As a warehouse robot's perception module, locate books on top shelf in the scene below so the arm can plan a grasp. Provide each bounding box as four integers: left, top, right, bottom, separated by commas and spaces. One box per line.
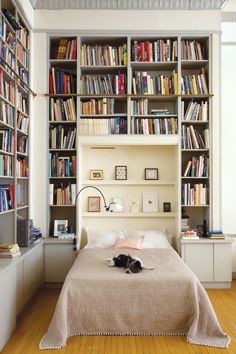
79, 117, 127, 135
16, 27, 30, 51
181, 68, 208, 95
49, 126, 76, 149
81, 43, 127, 66
132, 70, 178, 95
0, 243, 21, 258
181, 183, 208, 206
0, 184, 14, 211
81, 98, 115, 115
208, 230, 225, 239
181, 40, 206, 61
132, 39, 178, 62
0, 155, 13, 176
50, 97, 76, 122
0, 40, 15, 70
181, 125, 209, 149
54, 38, 77, 60
49, 153, 76, 178
131, 117, 177, 135
181, 101, 208, 121
80, 72, 126, 95
49, 67, 76, 95
183, 155, 209, 177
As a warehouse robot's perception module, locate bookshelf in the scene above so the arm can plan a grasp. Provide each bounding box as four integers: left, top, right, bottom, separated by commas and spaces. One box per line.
0, 0, 31, 244
47, 34, 213, 248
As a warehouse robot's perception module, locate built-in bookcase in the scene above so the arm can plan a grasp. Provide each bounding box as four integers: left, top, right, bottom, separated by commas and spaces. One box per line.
47, 34, 212, 244
0, 0, 31, 244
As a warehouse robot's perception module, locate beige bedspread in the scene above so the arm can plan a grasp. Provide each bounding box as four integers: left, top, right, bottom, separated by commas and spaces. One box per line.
40, 248, 230, 349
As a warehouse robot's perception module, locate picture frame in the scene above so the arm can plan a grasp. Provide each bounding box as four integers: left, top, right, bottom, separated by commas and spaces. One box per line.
143, 192, 158, 212
115, 165, 127, 180
163, 202, 171, 212
90, 169, 103, 180
145, 168, 158, 180
88, 196, 100, 212
53, 219, 68, 237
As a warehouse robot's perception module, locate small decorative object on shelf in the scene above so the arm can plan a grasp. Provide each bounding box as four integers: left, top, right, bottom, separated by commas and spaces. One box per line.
115, 165, 127, 180
145, 168, 158, 180
111, 198, 124, 212
90, 169, 103, 180
130, 201, 139, 213
163, 202, 171, 212
53, 219, 68, 237
143, 192, 158, 212
88, 196, 100, 212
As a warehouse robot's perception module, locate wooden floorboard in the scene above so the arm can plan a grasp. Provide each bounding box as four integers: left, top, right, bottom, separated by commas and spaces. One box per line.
2, 281, 236, 354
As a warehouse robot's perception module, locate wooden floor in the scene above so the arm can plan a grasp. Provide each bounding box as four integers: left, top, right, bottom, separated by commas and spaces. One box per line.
2, 281, 236, 354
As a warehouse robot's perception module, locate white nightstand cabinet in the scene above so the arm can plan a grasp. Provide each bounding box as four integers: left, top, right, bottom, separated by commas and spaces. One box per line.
181, 238, 233, 288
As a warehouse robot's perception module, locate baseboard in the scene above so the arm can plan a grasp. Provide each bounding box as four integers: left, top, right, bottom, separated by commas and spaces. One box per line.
232, 272, 236, 280
201, 282, 231, 289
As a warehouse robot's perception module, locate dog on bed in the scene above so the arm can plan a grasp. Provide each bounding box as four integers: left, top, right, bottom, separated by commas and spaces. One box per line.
108, 254, 154, 274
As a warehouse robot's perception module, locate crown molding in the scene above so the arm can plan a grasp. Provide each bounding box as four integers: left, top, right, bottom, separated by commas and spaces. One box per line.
221, 11, 236, 22
29, 0, 226, 10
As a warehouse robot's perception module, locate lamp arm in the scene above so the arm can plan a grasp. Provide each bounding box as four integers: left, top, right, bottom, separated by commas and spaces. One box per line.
74, 186, 109, 211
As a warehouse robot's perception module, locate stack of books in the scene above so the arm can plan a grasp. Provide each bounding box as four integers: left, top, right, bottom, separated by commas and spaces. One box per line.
208, 230, 225, 239
0, 243, 21, 258
181, 230, 199, 240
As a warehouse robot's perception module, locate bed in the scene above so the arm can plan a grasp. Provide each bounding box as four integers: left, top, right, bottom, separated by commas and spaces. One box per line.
40, 229, 230, 349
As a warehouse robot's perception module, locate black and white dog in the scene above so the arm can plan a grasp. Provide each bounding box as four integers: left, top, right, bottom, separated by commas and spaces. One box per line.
108, 254, 154, 274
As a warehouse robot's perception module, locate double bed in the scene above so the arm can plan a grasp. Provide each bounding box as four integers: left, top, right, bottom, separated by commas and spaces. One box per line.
40, 229, 230, 349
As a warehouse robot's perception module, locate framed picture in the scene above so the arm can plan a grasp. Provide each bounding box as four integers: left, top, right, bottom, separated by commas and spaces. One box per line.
88, 196, 100, 212
145, 168, 158, 180
115, 165, 127, 180
143, 192, 158, 212
53, 219, 68, 237
163, 202, 171, 212
90, 169, 103, 180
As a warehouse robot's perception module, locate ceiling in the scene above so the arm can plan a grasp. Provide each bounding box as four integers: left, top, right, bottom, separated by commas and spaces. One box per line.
29, 0, 227, 10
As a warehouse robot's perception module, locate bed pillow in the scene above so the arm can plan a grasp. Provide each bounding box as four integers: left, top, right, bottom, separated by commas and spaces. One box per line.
85, 227, 125, 248
125, 229, 171, 249
114, 236, 144, 250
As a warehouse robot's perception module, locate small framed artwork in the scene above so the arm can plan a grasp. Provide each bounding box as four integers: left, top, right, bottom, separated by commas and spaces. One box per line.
88, 196, 100, 212
90, 169, 103, 180
163, 202, 171, 212
145, 168, 158, 180
143, 192, 158, 212
54, 219, 68, 237
115, 165, 127, 180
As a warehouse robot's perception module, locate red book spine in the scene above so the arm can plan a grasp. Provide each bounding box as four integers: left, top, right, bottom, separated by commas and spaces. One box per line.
141, 42, 145, 62
49, 74, 54, 94
146, 41, 150, 62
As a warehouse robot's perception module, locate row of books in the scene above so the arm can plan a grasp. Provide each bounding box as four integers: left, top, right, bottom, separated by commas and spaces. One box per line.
81, 44, 127, 66
49, 126, 76, 149
181, 100, 208, 121
80, 98, 115, 115
17, 27, 30, 50
132, 71, 178, 95
17, 67, 28, 86
16, 157, 28, 177
181, 40, 206, 61
0, 243, 21, 258
0, 67, 15, 103
181, 69, 208, 95
181, 125, 209, 150
17, 42, 29, 69
0, 184, 14, 211
132, 39, 178, 62
208, 230, 225, 239
50, 97, 76, 122
130, 98, 149, 115
17, 136, 28, 154
49, 183, 76, 206
183, 155, 209, 177
54, 38, 77, 60
131, 117, 178, 135
17, 112, 29, 133
0, 129, 14, 153
0, 101, 14, 126
17, 91, 28, 115
0, 155, 13, 176
0, 41, 15, 70
49, 68, 76, 94
49, 153, 76, 177
181, 183, 208, 206
80, 72, 126, 95
79, 117, 127, 135
0, 15, 16, 48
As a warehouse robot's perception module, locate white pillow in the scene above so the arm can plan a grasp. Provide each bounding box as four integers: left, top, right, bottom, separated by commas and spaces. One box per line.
85, 227, 125, 248
125, 229, 172, 249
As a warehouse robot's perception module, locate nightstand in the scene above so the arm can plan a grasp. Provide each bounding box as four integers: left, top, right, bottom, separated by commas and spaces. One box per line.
181, 237, 233, 288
